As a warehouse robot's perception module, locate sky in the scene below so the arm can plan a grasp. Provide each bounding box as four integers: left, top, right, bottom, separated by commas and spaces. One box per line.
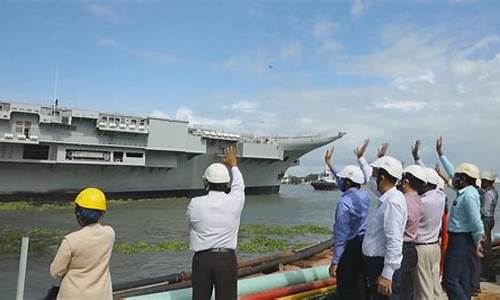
1, 0, 499, 176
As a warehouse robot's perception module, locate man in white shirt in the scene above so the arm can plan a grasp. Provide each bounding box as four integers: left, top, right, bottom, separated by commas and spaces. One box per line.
186, 146, 245, 300
355, 139, 407, 300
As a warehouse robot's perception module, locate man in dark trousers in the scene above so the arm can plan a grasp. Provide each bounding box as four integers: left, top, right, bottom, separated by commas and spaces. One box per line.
437, 137, 484, 300
325, 146, 370, 300
187, 146, 245, 300
479, 171, 498, 282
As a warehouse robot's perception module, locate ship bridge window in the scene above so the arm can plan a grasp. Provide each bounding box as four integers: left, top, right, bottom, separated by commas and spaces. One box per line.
113, 151, 123, 162
15, 121, 32, 138
23, 145, 49, 160
66, 149, 111, 161
126, 152, 143, 158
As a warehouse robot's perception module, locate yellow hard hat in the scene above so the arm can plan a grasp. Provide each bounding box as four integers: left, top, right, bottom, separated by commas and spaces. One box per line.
455, 163, 480, 179
75, 188, 107, 211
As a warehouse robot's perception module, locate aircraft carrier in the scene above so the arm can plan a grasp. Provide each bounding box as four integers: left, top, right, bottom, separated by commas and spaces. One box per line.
0, 100, 345, 201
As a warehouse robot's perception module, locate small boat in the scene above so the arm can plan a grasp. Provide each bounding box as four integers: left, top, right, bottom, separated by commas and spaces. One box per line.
311, 168, 337, 191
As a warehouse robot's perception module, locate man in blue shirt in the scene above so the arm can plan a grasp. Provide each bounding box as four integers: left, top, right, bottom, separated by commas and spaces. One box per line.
436, 137, 484, 300
325, 146, 370, 300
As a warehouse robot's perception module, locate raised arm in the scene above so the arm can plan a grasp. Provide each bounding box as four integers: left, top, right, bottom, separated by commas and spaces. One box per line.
355, 139, 372, 183
324, 146, 344, 191
225, 146, 245, 203
436, 137, 455, 177
412, 139, 426, 167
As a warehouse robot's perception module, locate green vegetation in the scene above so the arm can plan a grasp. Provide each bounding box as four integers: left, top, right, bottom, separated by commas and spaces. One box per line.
0, 202, 71, 211
0, 227, 64, 255
240, 224, 331, 235
0, 223, 329, 255
114, 240, 188, 254
238, 236, 288, 253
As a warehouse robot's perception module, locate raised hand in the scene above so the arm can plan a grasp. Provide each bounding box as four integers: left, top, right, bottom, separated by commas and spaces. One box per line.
377, 143, 389, 158
412, 139, 421, 161
436, 136, 444, 156
224, 146, 238, 167
354, 138, 370, 159
324, 146, 334, 167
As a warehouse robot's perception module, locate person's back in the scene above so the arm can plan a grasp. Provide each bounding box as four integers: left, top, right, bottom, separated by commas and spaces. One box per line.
188, 186, 244, 251
49, 187, 115, 300
51, 223, 115, 299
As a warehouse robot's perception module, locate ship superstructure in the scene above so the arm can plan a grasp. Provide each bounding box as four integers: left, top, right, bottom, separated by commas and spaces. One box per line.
0, 100, 344, 201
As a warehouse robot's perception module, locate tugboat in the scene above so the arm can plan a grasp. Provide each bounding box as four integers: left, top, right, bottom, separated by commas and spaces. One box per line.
311, 166, 337, 191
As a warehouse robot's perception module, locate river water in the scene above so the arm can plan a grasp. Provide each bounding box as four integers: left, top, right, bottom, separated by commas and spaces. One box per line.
1, 184, 499, 299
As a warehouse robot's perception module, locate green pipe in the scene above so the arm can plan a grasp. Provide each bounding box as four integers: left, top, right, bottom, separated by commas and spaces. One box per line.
126, 265, 329, 300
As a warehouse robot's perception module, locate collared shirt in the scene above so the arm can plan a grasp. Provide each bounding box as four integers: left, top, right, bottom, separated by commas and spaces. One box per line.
186, 166, 245, 252
416, 189, 446, 243
440, 155, 484, 245
480, 187, 498, 218
332, 187, 370, 265
403, 191, 422, 242
362, 187, 407, 280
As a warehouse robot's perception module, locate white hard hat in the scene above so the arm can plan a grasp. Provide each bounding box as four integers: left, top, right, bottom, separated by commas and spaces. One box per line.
403, 165, 427, 183
481, 171, 497, 182
456, 163, 480, 179
425, 168, 440, 186
370, 156, 403, 180
476, 178, 482, 187
437, 177, 445, 190
203, 163, 230, 183
338, 165, 364, 184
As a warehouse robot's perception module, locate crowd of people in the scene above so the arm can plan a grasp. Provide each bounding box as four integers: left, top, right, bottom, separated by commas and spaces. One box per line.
327, 137, 498, 300
46, 138, 497, 300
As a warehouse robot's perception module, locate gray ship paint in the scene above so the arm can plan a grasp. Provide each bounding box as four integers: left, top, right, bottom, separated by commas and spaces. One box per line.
0, 101, 345, 201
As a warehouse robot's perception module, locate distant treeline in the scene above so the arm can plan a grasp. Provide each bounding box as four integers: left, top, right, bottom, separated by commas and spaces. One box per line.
284, 173, 319, 185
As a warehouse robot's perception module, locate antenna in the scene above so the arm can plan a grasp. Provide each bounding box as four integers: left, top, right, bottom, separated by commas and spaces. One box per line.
53, 67, 59, 108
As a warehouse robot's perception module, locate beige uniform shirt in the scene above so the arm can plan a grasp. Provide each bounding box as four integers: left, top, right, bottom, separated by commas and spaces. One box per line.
50, 223, 115, 300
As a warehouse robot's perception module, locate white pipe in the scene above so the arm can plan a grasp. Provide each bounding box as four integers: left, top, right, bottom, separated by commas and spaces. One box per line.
16, 237, 29, 300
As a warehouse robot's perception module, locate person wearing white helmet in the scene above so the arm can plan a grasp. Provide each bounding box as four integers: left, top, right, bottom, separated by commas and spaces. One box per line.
436, 137, 484, 300
396, 164, 427, 300
186, 146, 245, 300
411, 140, 448, 299
325, 146, 370, 300
355, 139, 407, 300
479, 170, 498, 282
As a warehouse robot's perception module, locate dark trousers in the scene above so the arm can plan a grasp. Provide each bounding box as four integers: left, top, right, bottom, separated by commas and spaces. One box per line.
471, 249, 481, 291
336, 236, 366, 300
400, 242, 417, 300
192, 250, 237, 300
481, 217, 496, 281
364, 256, 401, 300
443, 233, 475, 300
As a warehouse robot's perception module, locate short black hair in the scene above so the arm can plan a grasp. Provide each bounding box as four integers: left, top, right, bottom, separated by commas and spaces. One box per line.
75, 205, 102, 226
403, 172, 427, 194
343, 178, 361, 189
379, 168, 398, 184
207, 182, 229, 192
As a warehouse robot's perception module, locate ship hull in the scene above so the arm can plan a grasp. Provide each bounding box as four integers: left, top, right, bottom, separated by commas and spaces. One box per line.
0, 152, 291, 201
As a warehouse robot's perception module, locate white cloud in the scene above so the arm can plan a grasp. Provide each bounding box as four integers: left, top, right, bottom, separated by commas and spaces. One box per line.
150, 110, 170, 119
351, 0, 368, 18
393, 71, 436, 90
175, 107, 242, 129
86, 4, 117, 22
312, 20, 340, 41
222, 101, 258, 113
136, 51, 175, 65
375, 99, 427, 112
279, 42, 302, 61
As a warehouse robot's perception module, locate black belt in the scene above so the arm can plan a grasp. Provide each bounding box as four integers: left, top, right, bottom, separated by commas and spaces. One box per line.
196, 248, 235, 254
415, 241, 438, 246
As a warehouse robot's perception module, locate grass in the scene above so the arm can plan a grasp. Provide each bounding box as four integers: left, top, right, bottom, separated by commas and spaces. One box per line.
0, 199, 142, 211
114, 240, 189, 254
0, 223, 330, 255
240, 224, 332, 235
0, 227, 64, 255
